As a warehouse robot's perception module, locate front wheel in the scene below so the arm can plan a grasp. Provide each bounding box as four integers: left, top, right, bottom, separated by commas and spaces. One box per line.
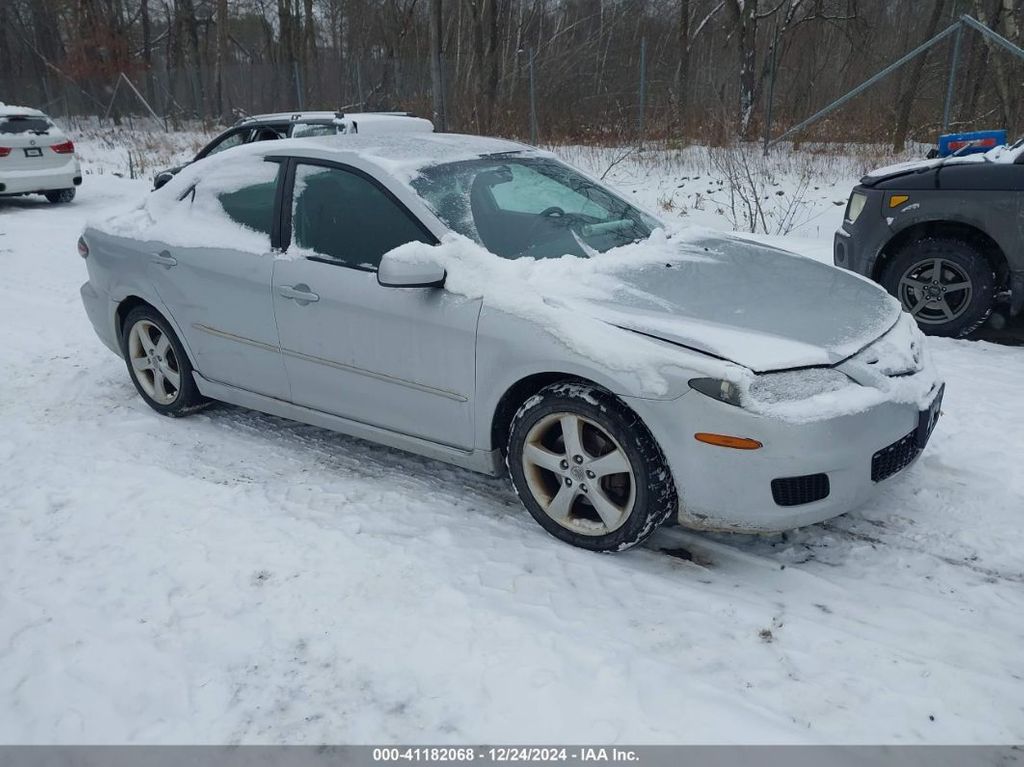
120, 306, 206, 416
880, 237, 995, 338
506, 382, 677, 552
44, 188, 76, 204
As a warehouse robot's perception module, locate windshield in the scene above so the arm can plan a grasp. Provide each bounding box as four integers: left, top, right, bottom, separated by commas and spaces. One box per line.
411, 156, 661, 259
0, 115, 53, 135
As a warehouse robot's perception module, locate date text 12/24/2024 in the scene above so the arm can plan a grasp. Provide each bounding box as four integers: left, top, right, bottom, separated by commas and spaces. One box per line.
372, 748, 641, 763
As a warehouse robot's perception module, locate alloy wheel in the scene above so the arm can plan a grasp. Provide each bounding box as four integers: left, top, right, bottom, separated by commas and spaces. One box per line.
521, 412, 636, 536
127, 319, 181, 405
897, 257, 973, 325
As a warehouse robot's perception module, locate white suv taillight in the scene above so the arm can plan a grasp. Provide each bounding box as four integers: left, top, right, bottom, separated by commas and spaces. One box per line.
0, 147, 11, 157
77, 236, 89, 259
51, 140, 75, 154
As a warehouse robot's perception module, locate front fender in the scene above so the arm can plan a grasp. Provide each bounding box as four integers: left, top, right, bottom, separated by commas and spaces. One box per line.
878, 194, 1017, 278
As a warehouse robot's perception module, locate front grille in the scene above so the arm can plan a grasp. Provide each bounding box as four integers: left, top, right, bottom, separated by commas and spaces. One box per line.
771, 473, 831, 507
871, 431, 920, 482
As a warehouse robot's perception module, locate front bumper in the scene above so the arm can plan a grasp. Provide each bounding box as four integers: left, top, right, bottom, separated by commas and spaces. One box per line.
627, 385, 941, 533
833, 189, 889, 278
0, 157, 82, 195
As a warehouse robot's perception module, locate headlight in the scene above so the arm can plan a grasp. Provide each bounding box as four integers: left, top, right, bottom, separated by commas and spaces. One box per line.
689, 377, 743, 407
845, 192, 867, 224
747, 368, 851, 404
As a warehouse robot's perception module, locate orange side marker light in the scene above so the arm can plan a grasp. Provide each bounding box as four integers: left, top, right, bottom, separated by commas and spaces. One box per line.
694, 433, 763, 450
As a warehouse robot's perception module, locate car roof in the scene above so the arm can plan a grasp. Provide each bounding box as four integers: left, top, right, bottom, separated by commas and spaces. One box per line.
0, 104, 48, 118
276, 132, 548, 181
236, 110, 418, 126
157, 132, 550, 203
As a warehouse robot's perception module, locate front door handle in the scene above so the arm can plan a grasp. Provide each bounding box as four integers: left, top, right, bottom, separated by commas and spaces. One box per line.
150, 251, 177, 268
278, 284, 320, 304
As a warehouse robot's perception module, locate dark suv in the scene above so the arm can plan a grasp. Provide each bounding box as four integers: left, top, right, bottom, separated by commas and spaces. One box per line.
834, 141, 1024, 337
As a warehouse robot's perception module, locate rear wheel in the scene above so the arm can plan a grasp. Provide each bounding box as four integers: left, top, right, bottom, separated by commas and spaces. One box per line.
120, 306, 206, 416
506, 382, 677, 552
44, 188, 75, 204
881, 237, 995, 338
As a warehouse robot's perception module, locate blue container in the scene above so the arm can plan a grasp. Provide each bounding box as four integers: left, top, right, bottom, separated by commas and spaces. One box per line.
937, 130, 1007, 157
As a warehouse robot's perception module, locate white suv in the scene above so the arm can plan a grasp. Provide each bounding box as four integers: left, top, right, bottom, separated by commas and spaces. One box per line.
0, 104, 82, 204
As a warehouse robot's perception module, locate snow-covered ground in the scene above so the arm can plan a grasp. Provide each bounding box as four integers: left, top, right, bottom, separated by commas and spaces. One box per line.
1, 130, 1022, 745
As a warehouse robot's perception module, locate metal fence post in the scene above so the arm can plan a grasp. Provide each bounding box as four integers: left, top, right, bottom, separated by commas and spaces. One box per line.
763, 20, 780, 156
529, 48, 538, 144
943, 22, 964, 133
293, 61, 304, 110
770, 19, 961, 147
638, 37, 646, 145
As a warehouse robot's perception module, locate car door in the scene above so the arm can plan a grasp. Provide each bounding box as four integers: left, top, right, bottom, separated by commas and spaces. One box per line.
272, 159, 481, 449
146, 155, 290, 400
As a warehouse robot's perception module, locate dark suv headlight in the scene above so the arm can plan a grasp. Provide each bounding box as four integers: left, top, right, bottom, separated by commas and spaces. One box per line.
845, 192, 867, 224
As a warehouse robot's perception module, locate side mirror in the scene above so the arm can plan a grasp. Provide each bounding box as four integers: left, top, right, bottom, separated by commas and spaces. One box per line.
153, 171, 174, 191
377, 251, 446, 288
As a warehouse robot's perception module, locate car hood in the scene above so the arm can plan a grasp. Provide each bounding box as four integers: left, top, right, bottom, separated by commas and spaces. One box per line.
564, 237, 901, 373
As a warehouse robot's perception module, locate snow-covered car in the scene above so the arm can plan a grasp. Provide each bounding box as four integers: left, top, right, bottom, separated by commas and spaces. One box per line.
0, 104, 82, 203
151, 110, 432, 190
79, 133, 944, 552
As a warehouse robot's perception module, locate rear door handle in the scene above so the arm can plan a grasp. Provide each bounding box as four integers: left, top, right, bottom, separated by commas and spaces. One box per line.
150, 251, 177, 268
278, 284, 320, 304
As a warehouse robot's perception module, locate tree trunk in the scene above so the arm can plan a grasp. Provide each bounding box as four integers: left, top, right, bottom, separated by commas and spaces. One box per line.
215, 0, 229, 121
725, 0, 757, 137
892, 0, 946, 152
303, 0, 318, 107
141, 0, 155, 106
975, 0, 1017, 128
430, 0, 447, 130
675, 0, 690, 130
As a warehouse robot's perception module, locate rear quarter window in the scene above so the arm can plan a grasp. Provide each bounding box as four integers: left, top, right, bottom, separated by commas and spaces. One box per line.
218, 180, 278, 237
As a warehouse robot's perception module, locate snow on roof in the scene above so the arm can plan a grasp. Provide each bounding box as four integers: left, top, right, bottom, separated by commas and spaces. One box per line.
0, 104, 47, 118
210, 131, 547, 184
299, 132, 547, 183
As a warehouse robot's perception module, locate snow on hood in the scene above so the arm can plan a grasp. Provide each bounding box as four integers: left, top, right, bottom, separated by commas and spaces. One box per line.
387, 228, 905, 383
559, 235, 902, 372
387, 229, 723, 395
865, 140, 1024, 182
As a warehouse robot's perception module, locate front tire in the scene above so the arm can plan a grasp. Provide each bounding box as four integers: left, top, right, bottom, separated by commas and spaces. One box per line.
880, 237, 995, 338
506, 382, 677, 552
44, 188, 76, 204
120, 306, 206, 416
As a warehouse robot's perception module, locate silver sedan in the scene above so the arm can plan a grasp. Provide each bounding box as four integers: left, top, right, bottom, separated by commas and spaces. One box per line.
79, 133, 944, 551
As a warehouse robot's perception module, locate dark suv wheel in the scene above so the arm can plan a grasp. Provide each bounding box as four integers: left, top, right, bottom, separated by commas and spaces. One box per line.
881, 237, 995, 338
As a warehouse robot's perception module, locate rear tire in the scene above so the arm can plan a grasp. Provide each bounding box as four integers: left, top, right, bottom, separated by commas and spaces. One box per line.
120, 305, 206, 417
44, 188, 75, 204
506, 382, 677, 552
880, 237, 995, 338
